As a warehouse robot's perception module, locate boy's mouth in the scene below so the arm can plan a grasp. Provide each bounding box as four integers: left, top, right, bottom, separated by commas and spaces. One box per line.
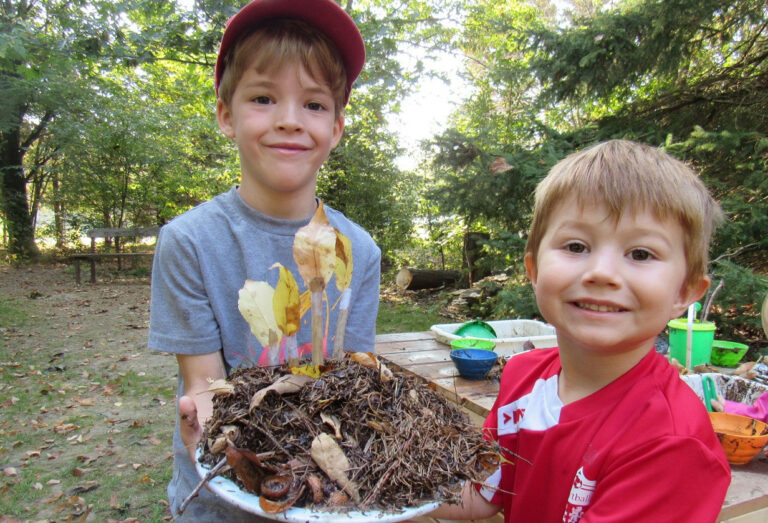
270, 142, 309, 151
573, 301, 626, 313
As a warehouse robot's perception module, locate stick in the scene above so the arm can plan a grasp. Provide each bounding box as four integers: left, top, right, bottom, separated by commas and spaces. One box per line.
310, 279, 325, 366
332, 288, 351, 359
178, 456, 227, 514
702, 279, 724, 323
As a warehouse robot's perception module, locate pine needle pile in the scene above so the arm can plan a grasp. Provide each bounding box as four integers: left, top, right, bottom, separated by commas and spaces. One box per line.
198, 357, 498, 512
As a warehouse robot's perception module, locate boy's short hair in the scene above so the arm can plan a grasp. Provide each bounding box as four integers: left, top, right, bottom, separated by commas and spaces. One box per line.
215, 0, 365, 112
525, 139, 723, 287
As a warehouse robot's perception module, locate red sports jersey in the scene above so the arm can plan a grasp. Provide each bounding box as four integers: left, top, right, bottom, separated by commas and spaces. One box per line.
481, 348, 730, 522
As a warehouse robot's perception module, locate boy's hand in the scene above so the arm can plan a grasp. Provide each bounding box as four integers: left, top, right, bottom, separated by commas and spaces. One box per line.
179, 395, 203, 460
710, 395, 726, 412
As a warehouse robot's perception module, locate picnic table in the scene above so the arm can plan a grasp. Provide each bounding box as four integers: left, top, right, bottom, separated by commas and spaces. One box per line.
375, 330, 768, 522
70, 227, 159, 284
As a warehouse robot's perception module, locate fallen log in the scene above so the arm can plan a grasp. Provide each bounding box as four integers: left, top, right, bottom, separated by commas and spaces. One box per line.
395, 267, 461, 290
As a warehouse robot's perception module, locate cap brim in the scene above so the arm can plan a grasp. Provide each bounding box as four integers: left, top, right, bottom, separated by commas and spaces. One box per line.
215, 0, 365, 105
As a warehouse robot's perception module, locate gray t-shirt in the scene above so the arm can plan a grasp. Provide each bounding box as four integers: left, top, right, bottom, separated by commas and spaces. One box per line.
148, 187, 380, 521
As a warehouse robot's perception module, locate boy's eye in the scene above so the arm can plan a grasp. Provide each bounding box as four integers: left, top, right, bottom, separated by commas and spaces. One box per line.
253, 96, 272, 104
564, 242, 587, 254
306, 101, 325, 111
628, 248, 654, 261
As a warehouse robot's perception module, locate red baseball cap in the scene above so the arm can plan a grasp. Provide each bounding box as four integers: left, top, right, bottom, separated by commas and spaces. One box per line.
215, 0, 366, 105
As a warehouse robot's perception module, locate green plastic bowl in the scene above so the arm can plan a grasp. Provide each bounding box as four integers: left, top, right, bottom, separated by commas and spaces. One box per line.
710, 340, 749, 367
451, 338, 496, 351
454, 320, 497, 339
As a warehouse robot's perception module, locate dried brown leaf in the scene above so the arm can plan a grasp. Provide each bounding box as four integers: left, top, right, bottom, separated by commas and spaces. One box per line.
205, 378, 234, 396
250, 374, 313, 410
310, 433, 360, 503
293, 203, 336, 287
225, 444, 264, 493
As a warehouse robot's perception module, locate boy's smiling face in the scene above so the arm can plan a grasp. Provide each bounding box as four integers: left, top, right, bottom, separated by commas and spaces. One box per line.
217, 62, 344, 219
525, 197, 709, 359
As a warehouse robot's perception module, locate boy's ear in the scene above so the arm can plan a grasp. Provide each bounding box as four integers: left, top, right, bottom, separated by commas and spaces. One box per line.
330, 114, 345, 149
670, 275, 711, 319
216, 100, 235, 139
524, 252, 538, 290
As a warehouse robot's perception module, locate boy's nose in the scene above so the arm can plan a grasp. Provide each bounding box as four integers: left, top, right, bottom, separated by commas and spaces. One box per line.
275, 103, 303, 132
582, 251, 622, 288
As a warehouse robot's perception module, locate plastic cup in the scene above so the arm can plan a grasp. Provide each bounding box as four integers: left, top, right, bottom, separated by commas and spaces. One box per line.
451, 338, 495, 351
667, 318, 715, 367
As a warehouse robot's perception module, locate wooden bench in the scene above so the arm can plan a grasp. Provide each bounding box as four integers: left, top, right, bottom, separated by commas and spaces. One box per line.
71, 227, 160, 284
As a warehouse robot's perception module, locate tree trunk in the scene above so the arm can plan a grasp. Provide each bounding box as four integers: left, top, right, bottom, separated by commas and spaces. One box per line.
464, 231, 490, 286
52, 173, 65, 249
0, 117, 39, 259
396, 268, 461, 290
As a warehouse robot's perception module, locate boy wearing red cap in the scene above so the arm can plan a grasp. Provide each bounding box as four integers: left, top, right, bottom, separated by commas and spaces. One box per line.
148, 1, 380, 520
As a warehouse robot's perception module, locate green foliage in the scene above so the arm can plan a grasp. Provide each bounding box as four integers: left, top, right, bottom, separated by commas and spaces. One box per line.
665, 128, 768, 261
462, 274, 542, 322
706, 260, 768, 344
427, 0, 767, 343
2, 0, 462, 263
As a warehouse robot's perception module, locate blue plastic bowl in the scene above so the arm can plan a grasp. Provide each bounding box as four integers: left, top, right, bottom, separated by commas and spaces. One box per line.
450, 348, 498, 380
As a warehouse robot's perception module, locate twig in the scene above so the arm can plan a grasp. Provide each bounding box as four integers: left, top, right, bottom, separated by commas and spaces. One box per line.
711, 242, 758, 264
702, 279, 724, 323
178, 456, 227, 514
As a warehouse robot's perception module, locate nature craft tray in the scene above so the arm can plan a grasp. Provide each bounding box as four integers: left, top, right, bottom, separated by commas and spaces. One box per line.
431, 319, 557, 357
682, 373, 768, 406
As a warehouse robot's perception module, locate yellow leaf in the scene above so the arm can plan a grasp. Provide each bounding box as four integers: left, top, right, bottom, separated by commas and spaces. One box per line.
270, 263, 301, 336
334, 231, 353, 291
237, 280, 281, 348
300, 289, 311, 317
290, 364, 322, 379
293, 203, 336, 287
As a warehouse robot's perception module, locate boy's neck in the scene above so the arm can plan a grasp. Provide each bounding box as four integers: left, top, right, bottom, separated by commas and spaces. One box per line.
237, 184, 318, 221
557, 343, 652, 404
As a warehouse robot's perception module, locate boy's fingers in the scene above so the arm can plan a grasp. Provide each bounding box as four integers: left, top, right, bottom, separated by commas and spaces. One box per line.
179, 395, 199, 428
178, 396, 202, 453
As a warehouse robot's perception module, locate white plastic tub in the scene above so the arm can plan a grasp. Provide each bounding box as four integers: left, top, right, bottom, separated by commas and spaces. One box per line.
431, 319, 557, 357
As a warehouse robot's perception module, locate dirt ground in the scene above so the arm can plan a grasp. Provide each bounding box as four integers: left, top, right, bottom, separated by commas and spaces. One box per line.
0, 262, 501, 523
0, 262, 177, 522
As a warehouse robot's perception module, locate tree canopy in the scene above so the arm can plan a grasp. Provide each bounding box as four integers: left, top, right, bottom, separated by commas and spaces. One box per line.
1, 0, 765, 338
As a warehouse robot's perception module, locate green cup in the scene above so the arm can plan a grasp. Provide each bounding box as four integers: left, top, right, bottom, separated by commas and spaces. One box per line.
667, 318, 715, 367
451, 338, 496, 351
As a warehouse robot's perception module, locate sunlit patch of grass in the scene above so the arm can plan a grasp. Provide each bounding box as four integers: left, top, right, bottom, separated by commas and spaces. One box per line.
376, 300, 448, 334
0, 297, 29, 329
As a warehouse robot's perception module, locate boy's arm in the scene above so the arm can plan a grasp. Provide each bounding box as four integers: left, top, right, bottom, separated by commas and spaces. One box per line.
427, 480, 502, 520
177, 352, 227, 460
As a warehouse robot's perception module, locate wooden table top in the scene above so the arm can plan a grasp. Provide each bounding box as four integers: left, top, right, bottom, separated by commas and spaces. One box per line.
374, 330, 768, 522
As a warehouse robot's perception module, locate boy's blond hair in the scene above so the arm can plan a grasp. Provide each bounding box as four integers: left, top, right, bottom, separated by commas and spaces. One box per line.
217, 18, 347, 117
525, 139, 723, 288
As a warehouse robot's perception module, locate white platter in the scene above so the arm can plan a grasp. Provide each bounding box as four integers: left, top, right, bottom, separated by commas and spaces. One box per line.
431, 319, 557, 356
194, 449, 439, 522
